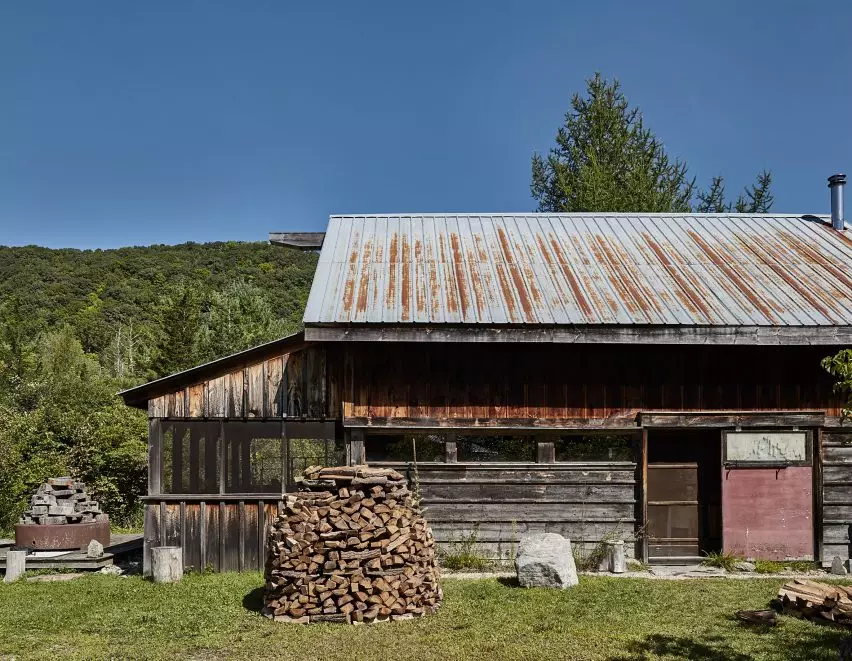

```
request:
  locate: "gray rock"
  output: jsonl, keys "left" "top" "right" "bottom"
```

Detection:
{"left": 514, "top": 533, "right": 578, "bottom": 589}
{"left": 100, "top": 565, "right": 123, "bottom": 576}
{"left": 831, "top": 556, "right": 848, "bottom": 575}
{"left": 733, "top": 561, "right": 756, "bottom": 572}
{"left": 87, "top": 539, "right": 104, "bottom": 558}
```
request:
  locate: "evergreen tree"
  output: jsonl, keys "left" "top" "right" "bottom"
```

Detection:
{"left": 531, "top": 73, "right": 694, "bottom": 213}
{"left": 533, "top": 74, "right": 774, "bottom": 214}
{"left": 151, "top": 283, "right": 203, "bottom": 377}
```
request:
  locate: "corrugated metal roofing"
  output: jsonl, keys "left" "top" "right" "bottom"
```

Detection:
{"left": 302, "top": 214, "right": 852, "bottom": 328}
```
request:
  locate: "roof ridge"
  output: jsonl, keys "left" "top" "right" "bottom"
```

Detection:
{"left": 327, "top": 212, "right": 828, "bottom": 219}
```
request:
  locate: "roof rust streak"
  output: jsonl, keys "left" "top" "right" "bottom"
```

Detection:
{"left": 451, "top": 233, "right": 472, "bottom": 319}
{"left": 535, "top": 235, "right": 570, "bottom": 316}
{"left": 643, "top": 234, "right": 714, "bottom": 322}
{"left": 610, "top": 239, "right": 667, "bottom": 321}
{"left": 686, "top": 231, "right": 779, "bottom": 323}
{"left": 355, "top": 239, "right": 373, "bottom": 317}
{"left": 496, "top": 227, "right": 534, "bottom": 321}
{"left": 546, "top": 234, "right": 594, "bottom": 320}
{"left": 570, "top": 234, "right": 618, "bottom": 315}
{"left": 589, "top": 236, "right": 642, "bottom": 316}
{"left": 736, "top": 235, "right": 836, "bottom": 321}
{"left": 386, "top": 233, "right": 399, "bottom": 315}
{"left": 414, "top": 239, "right": 426, "bottom": 316}
{"left": 779, "top": 231, "right": 852, "bottom": 293}
{"left": 439, "top": 233, "right": 459, "bottom": 315}
{"left": 400, "top": 233, "right": 411, "bottom": 322}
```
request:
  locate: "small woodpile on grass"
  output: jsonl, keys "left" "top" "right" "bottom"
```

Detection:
{"left": 776, "top": 579, "right": 852, "bottom": 624}
{"left": 262, "top": 465, "right": 442, "bottom": 624}
{"left": 18, "top": 477, "right": 107, "bottom": 525}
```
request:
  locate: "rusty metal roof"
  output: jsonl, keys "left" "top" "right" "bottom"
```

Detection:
{"left": 302, "top": 214, "right": 852, "bottom": 332}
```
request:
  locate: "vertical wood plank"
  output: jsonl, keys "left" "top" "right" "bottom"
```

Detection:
{"left": 187, "top": 383, "right": 205, "bottom": 417}
{"left": 639, "top": 428, "right": 648, "bottom": 562}
{"left": 445, "top": 432, "right": 457, "bottom": 463}
{"left": 189, "top": 426, "right": 201, "bottom": 493}
{"left": 349, "top": 428, "right": 365, "bottom": 465}
{"left": 281, "top": 421, "right": 289, "bottom": 493}
{"left": 159, "top": 501, "right": 167, "bottom": 546}
{"left": 343, "top": 347, "right": 353, "bottom": 421}
{"left": 537, "top": 441, "right": 555, "bottom": 464}
{"left": 246, "top": 363, "right": 265, "bottom": 417}
{"left": 258, "top": 500, "right": 266, "bottom": 571}
{"left": 148, "top": 419, "right": 162, "bottom": 496}
{"left": 143, "top": 503, "right": 157, "bottom": 576}
{"left": 206, "top": 376, "right": 227, "bottom": 418}
{"left": 238, "top": 500, "right": 246, "bottom": 572}
{"left": 286, "top": 351, "right": 305, "bottom": 417}
{"left": 199, "top": 501, "right": 207, "bottom": 571}
{"left": 180, "top": 501, "right": 187, "bottom": 568}
{"left": 171, "top": 426, "right": 183, "bottom": 494}
{"left": 219, "top": 501, "right": 226, "bottom": 572}
{"left": 240, "top": 435, "right": 251, "bottom": 490}
{"left": 265, "top": 356, "right": 284, "bottom": 417}
{"left": 815, "top": 428, "right": 824, "bottom": 563}
{"left": 228, "top": 370, "right": 244, "bottom": 418}
{"left": 219, "top": 420, "right": 226, "bottom": 495}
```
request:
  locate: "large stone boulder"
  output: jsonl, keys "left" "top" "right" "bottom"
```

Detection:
{"left": 515, "top": 533, "right": 578, "bottom": 589}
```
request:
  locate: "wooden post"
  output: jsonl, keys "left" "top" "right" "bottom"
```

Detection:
{"left": 4, "top": 550, "right": 26, "bottom": 583}
{"left": 349, "top": 429, "right": 365, "bottom": 465}
{"left": 149, "top": 419, "right": 162, "bottom": 496}
{"left": 445, "top": 432, "right": 457, "bottom": 463}
{"left": 151, "top": 546, "right": 183, "bottom": 583}
{"left": 537, "top": 440, "right": 555, "bottom": 463}
{"left": 639, "top": 428, "right": 648, "bottom": 562}
{"left": 607, "top": 540, "right": 626, "bottom": 573}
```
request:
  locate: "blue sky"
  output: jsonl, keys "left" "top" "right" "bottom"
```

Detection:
{"left": 1, "top": 1, "right": 850, "bottom": 249}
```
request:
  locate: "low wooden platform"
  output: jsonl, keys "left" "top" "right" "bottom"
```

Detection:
{"left": 0, "top": 533, "right": 142, "bottom": 570}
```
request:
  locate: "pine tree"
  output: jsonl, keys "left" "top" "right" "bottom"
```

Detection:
{"left": 533, "top": 74, "right": 775, "bottom": 215}
{"left": 531, "top": 73, "right": 694, "bottom": 213}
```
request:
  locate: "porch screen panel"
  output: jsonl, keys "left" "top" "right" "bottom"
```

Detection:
{"left": 161, "top": 422, "right": 220, "bottom": 494}
{"left": 223, "top": 421, "right": 283, "bottom": 494}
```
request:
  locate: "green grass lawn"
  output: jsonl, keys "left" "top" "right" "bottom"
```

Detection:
{"left": 0, "top": 573, "right": 848, "bottom": 660}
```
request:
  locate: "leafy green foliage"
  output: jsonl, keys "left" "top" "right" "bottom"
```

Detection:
{"left": 532, "top": 73, "right": 774, "bottom": 214}
{"left": 0, "top": 241, "right": 317, "bottom": 532}
{"left": 701, "top": 550, "right": 740, "bottom": 571}
{"left": 822, "top": 349, "right": 852, "bottom": 422}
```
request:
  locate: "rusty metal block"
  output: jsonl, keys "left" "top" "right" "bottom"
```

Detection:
{"left": 15, "top": 520, "right": 110, "bottom": 550}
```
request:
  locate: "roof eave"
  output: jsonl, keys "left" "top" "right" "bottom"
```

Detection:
{"left": 303, "top": 323, "right": 852, "bottom": 346}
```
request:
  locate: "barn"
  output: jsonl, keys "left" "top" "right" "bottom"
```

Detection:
{"left": 121, "top": 194, "right": 852, "bottom": 573}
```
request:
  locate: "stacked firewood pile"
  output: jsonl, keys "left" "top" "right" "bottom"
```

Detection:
{"left": 777, "top": 580, "right": 852, "bottom": 624}
{"left": 18, "top": 477, "right": 107, "bottom": 525}
{"left": 262, "top": 465, "right": 442, "bottom": 624}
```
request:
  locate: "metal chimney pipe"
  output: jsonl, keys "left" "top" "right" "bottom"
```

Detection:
{"left": 828, "top": 173, "right": 846, "bottom": 230}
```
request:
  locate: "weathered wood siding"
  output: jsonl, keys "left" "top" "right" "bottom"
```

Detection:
{"left": 143, "top": 498, "right": 283, "bottom": 574}
{"left": 377, "top": 463, "right": 637, "bottom": 559}
{"left": 822, "top": 428, "right": 852, "bottom": 564}
{"left": 344, "top": 344, "right": 843, "bottom": 428}
{"left": 147, "top": 345, "right": 340, "bottom": 420}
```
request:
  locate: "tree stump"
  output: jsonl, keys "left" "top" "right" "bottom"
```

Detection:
{"left": 151, "top": 546, "right": 183, "bottom": 583}
{"left": 606, "top": 540, "right": 626, "bottom": 574}
{"left": 4, "top": 550, "right": 26, "bottom": 583}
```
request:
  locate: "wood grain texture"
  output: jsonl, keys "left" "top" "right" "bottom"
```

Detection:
{"left": 342, "top": 343, "right": 843, "bottom": 428}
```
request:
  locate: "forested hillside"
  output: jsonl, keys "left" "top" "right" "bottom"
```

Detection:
{"left": 0, "top": 241, "right": 317, "bottom": 531}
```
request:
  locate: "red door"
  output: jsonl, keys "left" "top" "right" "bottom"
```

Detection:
{"left": 722, "top": 466, "right": 813, "bottom": 560}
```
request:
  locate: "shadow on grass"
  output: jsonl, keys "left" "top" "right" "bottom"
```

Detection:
{"left": 496, "top": 577, "right": 519, "bottom": 588}
{"left": 606, "top": 629, "right": 852, "bottom": 661}
{"left": 242, "top": 587, "right": 264, "bottom": 614}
